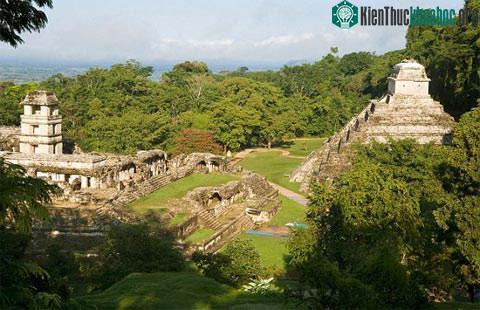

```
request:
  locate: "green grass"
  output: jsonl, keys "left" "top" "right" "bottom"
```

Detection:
{"left": 233, "top": 196, "right": 306, "bottom": 271}
{"left": 77, "top": 272, "right": 295, "bottom": 309}
{"left": 170, "top": 212, "right": 188, "bottom": 226}
{"left": 186, "top": 228, "right": 216, "bottom": 244}
{"left": 280, "top": 138, "right": 326, "bottom": 157}
{"left": 270, "top": 195, "right": 306, "bottom": 226}
{"left": 129, "top": 174, "right": 239, "bottom": 213}
{"left": 237, "top": 234, "right": 288, "bottom": 271}
{"left": 239, "top": 151, "right": 302, "bottom": 193}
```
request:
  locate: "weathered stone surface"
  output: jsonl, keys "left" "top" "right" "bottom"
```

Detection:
{"left": 0, "top": 126, "right": 20, "bottom": 152}
{"left": 291, "top": 60, "right": 455, "bottom": 192}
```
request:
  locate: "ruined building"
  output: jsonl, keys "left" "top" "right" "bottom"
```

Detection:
{"left": 0, "top": 90, "right": 226, "bottom": 202}
{"left": 290, "top": 60, "right": 455, "bottom": 192}
{"left": 0, "top": 91, "right": 229, "bottom": 251}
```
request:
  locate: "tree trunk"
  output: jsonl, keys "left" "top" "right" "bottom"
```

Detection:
{"left": 468, "top": 284, "right": 475, "bottom": 303}
{"left": 267, "top": 140, "right": 272, "bottom": 149}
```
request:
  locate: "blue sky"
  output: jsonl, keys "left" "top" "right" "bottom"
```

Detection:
{"left": 0, "top": 0, "right": 464, "bottom": 65}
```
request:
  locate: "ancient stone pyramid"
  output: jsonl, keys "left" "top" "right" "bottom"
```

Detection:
{"left": 290, "top": 60, "right": 455, "bottom": 192}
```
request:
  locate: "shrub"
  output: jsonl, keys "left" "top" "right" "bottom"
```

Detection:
{"left": 87, "top": 224, "right": 185, "bottom": 290}
{"left": 192, "top": 239, "right": 265, "bottom": 287}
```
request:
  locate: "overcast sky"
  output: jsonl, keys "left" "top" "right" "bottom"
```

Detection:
{"left": 0, "top": 0, "right": 464, "bottom": 65}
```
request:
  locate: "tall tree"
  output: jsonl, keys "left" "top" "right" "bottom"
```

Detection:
{"left": 0, "top": 159, "right": 61, "bottom": 308}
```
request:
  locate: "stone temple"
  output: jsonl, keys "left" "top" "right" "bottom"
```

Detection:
{"left": 290, "top": 60, "right": 455, "bottom": 192}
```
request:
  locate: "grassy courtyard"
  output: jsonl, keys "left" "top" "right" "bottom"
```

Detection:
{"left": 186, "top": 228, "right": 216, "bottom": 244}
{"left": 129, "top": 173, "right": 238, "bottom": 214}
{"left": 270, "top": 195, "right": 306, "bottom": 226}
{"left": 239, "top": 151, "right": 302, "bottom": 193}
{"left": 280, "top": 138, "right": 326, "bottom": 157}
{"left": 78, "top": 272, "right": 295, "bottom": 309}
{"left": 234, "top": 195, "right": 305, "bottom": 271}
{"left": 236, "top": 234, "right": 288, "bottom": 271}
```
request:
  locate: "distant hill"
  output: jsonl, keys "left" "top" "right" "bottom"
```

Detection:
{"left": 0, "top": 60, "right": 288, "bottom": 84}
{"left": 0, "top": 63, "right": 90, "bottom": 84}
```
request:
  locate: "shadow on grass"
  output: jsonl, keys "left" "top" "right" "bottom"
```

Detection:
{"left": 76, "top": 271, "right": 299, "bottom": 309}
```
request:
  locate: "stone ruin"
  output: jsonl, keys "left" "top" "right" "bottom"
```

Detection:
{"left": 0, "top": 91, "right": 227, "bottom": 202}
{"left": 290, "top": 60, "right": 455, "bottom": 192}
{"left": 179, "top": 173, "right": 280, "bottom": 253}
{"left": 0, "top": 91, "right": 232, "bottom": 252}
{"left": 0, "top": 126, "right": 20, "bottom": 151}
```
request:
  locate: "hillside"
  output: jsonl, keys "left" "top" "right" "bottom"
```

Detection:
{"left": 77, "top": 272, "right": 296, "bottom": 309}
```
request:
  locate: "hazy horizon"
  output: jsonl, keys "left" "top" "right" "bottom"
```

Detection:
{"left": 0, "top": 0, "right": 464, "bottom": 66}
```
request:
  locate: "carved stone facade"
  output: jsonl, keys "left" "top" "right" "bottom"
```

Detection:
{"left": 290, "top": 60, "right": 455, "bottom": 192}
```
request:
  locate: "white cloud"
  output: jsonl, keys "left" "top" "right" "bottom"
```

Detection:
{"left": 254, "top": 33, "right": 314, "bottom": 46}
{"left": 159, "top": 38, "right": 235, "bottom": 48}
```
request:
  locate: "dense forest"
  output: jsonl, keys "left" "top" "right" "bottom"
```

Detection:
{"left": 1, "top": 22, "right": 477, "bottom": 156}
{"left": 0, "top": 49, "right": 407, "bottom": 154}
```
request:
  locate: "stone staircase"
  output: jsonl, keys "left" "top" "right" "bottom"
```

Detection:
{"left": 291, "top": 93, "right": 454, "bottom": 192}
{"left": 196, "top": 211, "right": 255, "bottom": 253}
{"left": 197, "top": 208, "right": 224, "bottom": 230}
{"left": 102, "top": 169, "right": 194, "bottom": 211}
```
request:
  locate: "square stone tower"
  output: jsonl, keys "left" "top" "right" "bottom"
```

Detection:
{"left": 387, "top": 60, "right": 430, "bottom": 96}
{"left": 19, "top": 91, "right": 63, "bottom": 155}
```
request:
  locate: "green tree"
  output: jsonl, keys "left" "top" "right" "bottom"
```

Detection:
{"left": 0, "top": 0, "right": 53, "bottom": 47}
{"left": 171, "top": 128, "right": 222, "bottom": 156}
{"left": 86, "top": 224, "right": 185, "bottom": 291}
{"left": 287, "top": 140, "right": 454, "bottom": 308}
{"left": 438, "top": 106, "right": 480, "bottom": 301}
{"left": 0, "top": 159, "right": 61, "bottom": 308}
{"left": 0, "top": 82, "right": 38, "bottom": 126}
{"left": 192, "top": 239, "right": 265, "bottom": 287}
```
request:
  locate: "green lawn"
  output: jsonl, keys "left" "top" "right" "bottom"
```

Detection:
{"left": 239, "top": 151, "right": 302, "bottom": 193}
{"left": 280, "top": 138, "right": 326, "bottom": 157}
{"left": 170, "top": 212, "right": 188, "bottom": 226}
{"left": 237, "top": 234, "right": 288, "bottom": 271}
{"left": 234, "top": 196, "right": 306, "bottom": 271}
{"left": 129, "top": 174, "right": 238, "bottom": 213}
{"left": 270, "top": 195, "right": 306, "bottom": 226}
{"left": 77, "top": 272, "right": 295, "bottom": 309}
{"left": 186, "top": 228, "right": 216, "bottom": 244}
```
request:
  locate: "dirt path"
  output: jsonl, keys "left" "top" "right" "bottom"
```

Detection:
{"left": 230, "top": 148, "right": 309, "bottom": 206}
{"left": 232, "top": 147, "right": 304, "bottom": 161}
{"left": 268, "top": 182, "right": 308, "bottom": 206}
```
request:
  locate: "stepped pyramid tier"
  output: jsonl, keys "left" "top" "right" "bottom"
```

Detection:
{"left": 290, "top": 60, "right": 455, "bottom": 192}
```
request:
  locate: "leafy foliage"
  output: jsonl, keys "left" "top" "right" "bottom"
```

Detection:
{"left": 172, "top": 128, "right": 222, "bottom": 156}
{"left": 0, "top": 49, "right": 407, "bottom": 154}
{"left": 0, "top": 0, "right": 53, "bottom": 47}
{"left": 82, "top": 223, "right": 185, "bottom": 291}
{"left": 0, "top": 159, "right": 62, "bottom": 308}
{"left": 288, "top": 107, "right": 480, "bottom": 306}
{"left": 0, "top": 159, "right": 59, "bottom": 232}
{"left": 192, "top": 239, "right": 265, "bottom": 287}
{"left": 406, "top": 6, "right": 480, "bottom": 118}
